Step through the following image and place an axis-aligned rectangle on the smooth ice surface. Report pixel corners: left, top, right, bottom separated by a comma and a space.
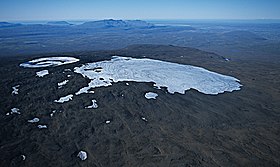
85, 100, 98, 109
74, 56, 241, 95
20, 57, 80, 68
77, 151, 87, 160
54, 94, 73, 103
58, 80, 69, 88
28, 118, 40, 123
12, 85, 20, 95
38, 125, 47, 129
145, 92, 158, 99
36, 70, 49, 77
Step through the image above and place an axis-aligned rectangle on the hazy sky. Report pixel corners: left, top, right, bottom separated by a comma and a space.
1, 0, 280, 21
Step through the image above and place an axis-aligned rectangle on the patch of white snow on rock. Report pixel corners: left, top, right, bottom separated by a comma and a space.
142, 117, 148, 122
50, 110, 56, 117
85, 99, 98, 109
73, 56, 241, 95
58, 80, 69, 88
21, 155, 26, 161
75, 83, 96, 95
54, 94, 73, 103
28, 118, 40, 123
19, 56, 241, 100
145, 92, 158, 99
64, 69, 72, 72
77, 151, 87, 160
20, 57, 79, 68
6, 108, 20, 115
38, 125, 47, 129
36, 70, 49, 77
12, 85, 20, 95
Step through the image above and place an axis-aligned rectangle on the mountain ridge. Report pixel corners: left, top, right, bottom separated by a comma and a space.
78, 19, 155, 29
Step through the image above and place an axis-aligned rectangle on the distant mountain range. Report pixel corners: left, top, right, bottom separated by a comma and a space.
46, 21, 73, 26
1, 19, 275, 59
0, 22, 22, 28
0, 19, 195, 30
78, 19, 155, 29
0, 19, 156, 29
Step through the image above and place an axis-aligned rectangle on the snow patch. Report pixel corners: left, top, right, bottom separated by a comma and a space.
145, 92, 158, 99
85, 99, 98, 109
20, 57, 79, 68
64, 69, 71, 72
54, 94, 73, 103
12, 85, 20, 95
28, 117, 40, 123
77, 151, 87, 160
36, 70, 49, 77
58, 80, 69, 88
6, 108, 20, 115
142, 117, 148, 122
105, 120, 111, 124
75, 82, 96, 95
75, 79, 111, 95
38, 125, 47, 129
50, 110, 56, 117
21, 155, 26, 161
74, 56, 241, 95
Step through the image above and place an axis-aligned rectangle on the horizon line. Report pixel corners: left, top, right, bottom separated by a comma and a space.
2, 18, 280, 23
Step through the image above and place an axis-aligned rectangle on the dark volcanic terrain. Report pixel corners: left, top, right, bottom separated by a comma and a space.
0, 45, 279, 166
